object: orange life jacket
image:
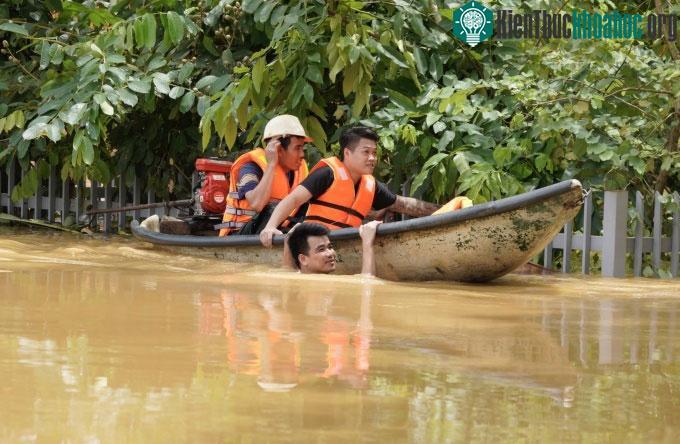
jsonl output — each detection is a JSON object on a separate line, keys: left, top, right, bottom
{"left": 432, "top": 196, "right": 473, "bottom": 215}
{"left": 218, "top": 148, "right": 308, "bottom": 236}
{"left": 304, "top": 157, "right": 376, "bottom": 230}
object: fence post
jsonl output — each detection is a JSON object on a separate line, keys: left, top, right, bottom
{"left": 147, "top": 189, "right": 155, "bottom": 216}
{"left": 118, "top": 175, "right": 126, "bottom": 231}
{"left": 544, "top": 241, "right": 553, "bottom": 270}
{"left": 602, "top": 190, "right": 628, "bottom": 277}
{"left": 653, "top": 192, "right": 662, "bottom": 273}
{"left": 19, "top": 167, "right": 28, "bottom": 219}
{"left": 47, "top": 166, "right": 57, "bottom": 223}
{"left": 75, "top": 180, "right": 84, "bottom": 224}
{"left": 562, "top": 221, "right": 573, "bottom": 273}
{"left": 133, "top": 175, "right": 141, "bottom": 220}
{"left": 7, "top": 160, "right": 16, "bottom": 215}
{"left": 61, "top": 178, "right": 71, "bottom": 225}
{"left": 90, "top": 180, "right": 98, "bottom": 229}
{"left": 33, "top": 173, "right": 43, "bottom": 220}
{"left": 582, "top": 192, "right": 593, "bottom": 274}
{"left": 634, "top": 191, "right": 644, "bottom": 277}
{"left": 103, "top": 181, "right": 112, "bottom": 233}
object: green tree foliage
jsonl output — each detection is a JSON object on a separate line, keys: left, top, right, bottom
{"left": 0, "top": 0, "right": 678, "bottom": 203}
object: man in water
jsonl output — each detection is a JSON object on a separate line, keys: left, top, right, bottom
{"left": 283, "top": 221, "right": 381, "bottom": 276}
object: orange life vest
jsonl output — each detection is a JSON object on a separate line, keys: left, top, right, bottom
{"left": 432, "top": 196, "right": 473, "bottom": 215}
{"left": 218, "top": 148, "right": 308, "bottom": 236}
{"left": 304, "top": 157, "right": 376, "bottom": 230}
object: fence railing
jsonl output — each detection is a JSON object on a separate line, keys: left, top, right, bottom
{"left": 0, "top": 161, "right": 181, "bottom": 232}
{"left": 2, "top": 163, "right": 679, "bottom": 278}
{"left": 544, "top": 190, "right": 680, "bottom": 278}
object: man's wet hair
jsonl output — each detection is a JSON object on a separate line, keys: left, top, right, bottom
{"left": 287, "top": 223, "right": 330, "bottom": 269}
{"left": 339, "top": 126, "right": 378, "bottom": 161}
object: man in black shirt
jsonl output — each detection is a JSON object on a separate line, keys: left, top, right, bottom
{"left": 259, "top": 126, "right": 440, "bottom": 247}
{"left": 300, "top": 162, "right": 398, "bottom": 210}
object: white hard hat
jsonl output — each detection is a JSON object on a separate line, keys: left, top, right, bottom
{"left": 263, "top": 114, "right": 313, "bottom": 142}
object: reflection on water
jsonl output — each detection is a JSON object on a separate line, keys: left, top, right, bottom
{"left": 0, "top": 231, "right": 679, "bottom": 442}
{"left": 199, "top": 287, "right": 373, "bottom": 391}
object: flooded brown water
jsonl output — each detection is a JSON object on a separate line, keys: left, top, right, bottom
{"left": 1, "top": 228, "right": 678, "bottom": 443}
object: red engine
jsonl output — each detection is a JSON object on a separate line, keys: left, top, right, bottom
{"left": 195, "top": 158, "right": 232, "bottom": 215}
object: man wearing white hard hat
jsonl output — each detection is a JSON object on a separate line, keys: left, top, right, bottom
{"left": 217, "top": 115, "right": 312, "bottom": 236}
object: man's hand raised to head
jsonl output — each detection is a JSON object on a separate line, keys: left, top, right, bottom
{"left": 264, "top": 138, "right": 281, "bottom": 165}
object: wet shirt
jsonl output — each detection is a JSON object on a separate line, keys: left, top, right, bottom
{"left": 300, "top": 166, "right": 397, "bottom": 210}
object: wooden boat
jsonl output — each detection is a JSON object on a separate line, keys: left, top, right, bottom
{"left": 131, "top": 179, "right": 583, "bottom": 282}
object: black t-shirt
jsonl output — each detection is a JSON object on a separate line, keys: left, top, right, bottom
{"left": 300, "top": 166, "right": 397, "bottom": 210}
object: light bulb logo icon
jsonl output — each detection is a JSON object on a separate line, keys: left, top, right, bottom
{"left": 461, "top": 9, "right": 486, "bottom": 46}
{"left": 452, "top": 1, "right": 494, "bottom": 47}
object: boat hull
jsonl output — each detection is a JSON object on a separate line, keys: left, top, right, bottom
{"left": 131, "top": 180, "right": 583, "bottom": 282}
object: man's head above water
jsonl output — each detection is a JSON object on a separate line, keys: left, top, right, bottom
{"left": 287, "top": 223, "right": 336, "bottom": 273}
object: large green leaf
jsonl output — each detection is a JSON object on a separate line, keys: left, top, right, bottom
{"left": 0, "top": 23, "right": 28, "bottom": 36}
{"left": 180, "top": 91, "right": 195, "bottom": 113}
{"left": 225, "top": 116, "right": 237, "bottom": 149}
{"left": 81, "top": 135, "right": 94, "bottom": 165}
{"left": 413, "top": 47, "right": 428, "bottom": 75}
{"left": 99, "top": 100, "right": 114, "bottom": 116}
{"left": 39, "top": 41, "right": 51, "bottom": 69}
{"left": 134, "top": 14, "right": 157, "bottom": 49}
{"left": 387, "top": 89, "right": 416, "bottom": 112}
{"left": 252, "top": 57, "right": 266, "bottom": 93}
{"left": 169, "top": 86, "right": 185, "bottom": 99}
{"left": 165, "top": 11, "right": 185, "bottom": 44}
{"left": 59, "top": 102, "right": 88, "bottom": 125}
{"left": 177, "top": 63, "right": 194, "bottom": 84}
{"left": 117, "top": 88, "right": 138, "bottom": 107}
{"left": 195, "top": 75, "right": 217, "bottom": 90}
{"left": 152, "top": 73, "right": 171, "bottom": 95}
{"left": 128, "top": 79, "right": 151, "bottom": 94}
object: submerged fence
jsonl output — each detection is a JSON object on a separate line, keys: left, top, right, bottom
{"left": 2, "top": 161, "right": 679, "bottom": 279}
{"left": 0, "top": 161, "right": 181, "bottom": 232}
{"left": 545, "top": 190, "right": 680, "bottom": 278}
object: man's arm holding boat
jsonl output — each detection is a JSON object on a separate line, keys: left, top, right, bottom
{"left": 260, "top": 186, "right": 313, "bottom": 247}
{"left": 387, "top": 195, "right": 440, "bottom": 218}
{"left": 282, "top": 223, "right": 300, "bottom": 270}
{"left": 359, "top": 220, "right": 381, "bottom": 276}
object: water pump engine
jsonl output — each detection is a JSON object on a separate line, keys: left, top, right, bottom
{"left": 194, "top": 158, "right": 232, "bottom": 216}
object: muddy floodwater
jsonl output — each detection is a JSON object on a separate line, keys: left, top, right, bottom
{"left": 0, "top": 229, "right": 678, "bottom": 443}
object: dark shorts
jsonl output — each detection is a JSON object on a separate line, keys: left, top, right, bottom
{"left": 236, "top": 202, "right": 308, "bottom": 235}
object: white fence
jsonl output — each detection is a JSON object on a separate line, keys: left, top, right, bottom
{"left": 545, "top": 190, "right": 679, "bottom": 278}
{"left": 0, "top": 161, "right": 183, "bottom": 232}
